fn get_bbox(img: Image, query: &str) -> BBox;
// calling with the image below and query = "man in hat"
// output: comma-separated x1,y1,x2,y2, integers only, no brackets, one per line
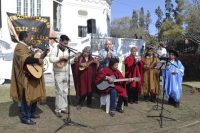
72,46,99,109
162,50,184,107
124,46,144,104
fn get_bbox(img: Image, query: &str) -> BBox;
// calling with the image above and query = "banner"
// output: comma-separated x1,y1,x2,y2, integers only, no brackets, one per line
7,12,50,46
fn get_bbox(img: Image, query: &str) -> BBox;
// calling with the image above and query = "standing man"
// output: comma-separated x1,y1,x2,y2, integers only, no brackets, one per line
49,35,73,117
98,40,117,70
162,50,184,107
124,46,144,104
10,31,46,125
156,43,167,58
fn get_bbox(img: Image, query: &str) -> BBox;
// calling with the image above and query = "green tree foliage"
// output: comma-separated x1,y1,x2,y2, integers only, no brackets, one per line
185,0,200,44
165,0,174,19
174,0,184,26
111,17,132,38
160,19,183,40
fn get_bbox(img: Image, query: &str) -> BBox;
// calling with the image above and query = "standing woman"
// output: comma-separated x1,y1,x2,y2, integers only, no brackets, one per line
72,46,98,109
162,50,184,107
124,46,144,104
143,48,160,102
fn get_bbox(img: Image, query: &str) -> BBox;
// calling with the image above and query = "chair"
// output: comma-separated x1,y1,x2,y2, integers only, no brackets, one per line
100,94,110,113
100,94,124,113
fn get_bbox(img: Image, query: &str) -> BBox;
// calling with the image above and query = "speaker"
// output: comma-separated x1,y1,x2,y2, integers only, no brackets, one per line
87,19,96,34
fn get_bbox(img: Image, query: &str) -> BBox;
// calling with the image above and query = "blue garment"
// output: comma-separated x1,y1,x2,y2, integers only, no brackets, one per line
109,89,117,111
162,60,184,102
98,48,117,69
20,99,37,121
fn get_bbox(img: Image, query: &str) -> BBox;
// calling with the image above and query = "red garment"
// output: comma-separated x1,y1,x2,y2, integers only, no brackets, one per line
95,67,127,98
72,55,97,98
124,55,144,93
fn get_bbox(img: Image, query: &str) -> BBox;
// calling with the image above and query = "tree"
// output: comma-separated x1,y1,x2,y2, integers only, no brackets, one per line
131,10,138,29
165,0,174,19
145,10,151,31
139,7,145,28
155,6,164,37
174,0,184,26
111,17,132,38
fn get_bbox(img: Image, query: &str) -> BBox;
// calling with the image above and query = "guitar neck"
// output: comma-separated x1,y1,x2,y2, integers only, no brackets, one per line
113,78,138,82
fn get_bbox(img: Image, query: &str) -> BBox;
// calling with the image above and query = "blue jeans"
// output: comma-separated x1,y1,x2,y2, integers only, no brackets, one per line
109,89,117,111
20,99,37,121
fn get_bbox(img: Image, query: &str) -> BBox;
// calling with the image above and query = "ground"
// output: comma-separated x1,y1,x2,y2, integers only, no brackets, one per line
0,75,200,133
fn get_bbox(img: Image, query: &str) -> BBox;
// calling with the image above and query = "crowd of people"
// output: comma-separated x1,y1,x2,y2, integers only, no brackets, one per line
10,31,185,125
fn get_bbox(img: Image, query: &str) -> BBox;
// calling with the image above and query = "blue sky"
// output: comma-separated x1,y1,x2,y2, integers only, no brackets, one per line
111,0,166,35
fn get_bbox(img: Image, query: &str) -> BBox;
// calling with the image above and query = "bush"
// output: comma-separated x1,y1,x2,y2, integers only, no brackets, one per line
179,54,200,81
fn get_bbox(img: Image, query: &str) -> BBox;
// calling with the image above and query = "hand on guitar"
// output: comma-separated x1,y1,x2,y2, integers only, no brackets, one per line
105,76,114,83
38,59,44,65
59,56,68,61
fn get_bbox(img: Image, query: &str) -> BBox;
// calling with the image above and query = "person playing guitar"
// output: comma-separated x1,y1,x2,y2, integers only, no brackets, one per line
95,58,134,117
49,35,75,117
71,46,99,110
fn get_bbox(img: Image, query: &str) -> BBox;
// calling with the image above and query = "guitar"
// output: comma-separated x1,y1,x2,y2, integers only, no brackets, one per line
26,46,49,79
79,58,102,71
96,75,140,90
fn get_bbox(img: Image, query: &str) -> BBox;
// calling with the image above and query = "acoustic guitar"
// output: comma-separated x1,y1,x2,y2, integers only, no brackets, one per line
26,52,44,79
25,46,49,79
96,75,140,90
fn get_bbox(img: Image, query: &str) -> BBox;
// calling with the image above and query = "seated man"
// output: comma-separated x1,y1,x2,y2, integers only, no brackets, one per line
95,58,129,117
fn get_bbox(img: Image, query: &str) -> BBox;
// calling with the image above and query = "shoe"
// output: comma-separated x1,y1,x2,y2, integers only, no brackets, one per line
31,114,40,119
174,102,180,108
55,112,62,118
134,101,138,104
21,119,36,125
116,107,124,113
109,111,115,117
61,110,68,114
76,105,81,110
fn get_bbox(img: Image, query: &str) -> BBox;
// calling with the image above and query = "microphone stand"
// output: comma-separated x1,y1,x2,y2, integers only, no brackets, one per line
147,59,176,128
147,60,170,113
55,46,87,133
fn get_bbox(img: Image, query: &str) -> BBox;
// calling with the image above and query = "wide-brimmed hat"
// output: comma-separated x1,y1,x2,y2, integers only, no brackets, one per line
168,49,179,57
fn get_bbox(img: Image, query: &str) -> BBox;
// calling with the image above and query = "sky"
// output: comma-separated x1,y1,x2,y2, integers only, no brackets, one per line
111,0,166,35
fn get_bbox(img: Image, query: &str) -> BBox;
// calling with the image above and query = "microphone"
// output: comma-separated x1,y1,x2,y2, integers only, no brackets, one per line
159,57,169,61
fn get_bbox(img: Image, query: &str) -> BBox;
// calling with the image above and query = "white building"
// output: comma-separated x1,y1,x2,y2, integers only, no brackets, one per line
0,0,112,84
0,0,111,50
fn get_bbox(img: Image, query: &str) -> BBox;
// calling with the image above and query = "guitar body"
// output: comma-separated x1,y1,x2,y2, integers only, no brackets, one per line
96,75,116,90
26,64,43,79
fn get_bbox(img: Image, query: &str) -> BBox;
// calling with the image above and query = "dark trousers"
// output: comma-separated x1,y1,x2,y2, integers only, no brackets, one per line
109,89,117,111
20,99,37,121
78,93,92,106
128,87,138,102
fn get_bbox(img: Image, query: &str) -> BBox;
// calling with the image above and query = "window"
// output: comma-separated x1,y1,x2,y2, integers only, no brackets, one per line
30,0,35,16
24,0,28,16
53,1,61,31
37,0,41,16
78,26,87,37
17,0,21,15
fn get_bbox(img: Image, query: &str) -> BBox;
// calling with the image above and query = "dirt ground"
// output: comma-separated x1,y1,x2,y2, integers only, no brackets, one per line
0,81,200,133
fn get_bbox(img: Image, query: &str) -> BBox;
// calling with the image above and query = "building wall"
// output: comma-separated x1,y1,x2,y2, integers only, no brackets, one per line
0,0,111,49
